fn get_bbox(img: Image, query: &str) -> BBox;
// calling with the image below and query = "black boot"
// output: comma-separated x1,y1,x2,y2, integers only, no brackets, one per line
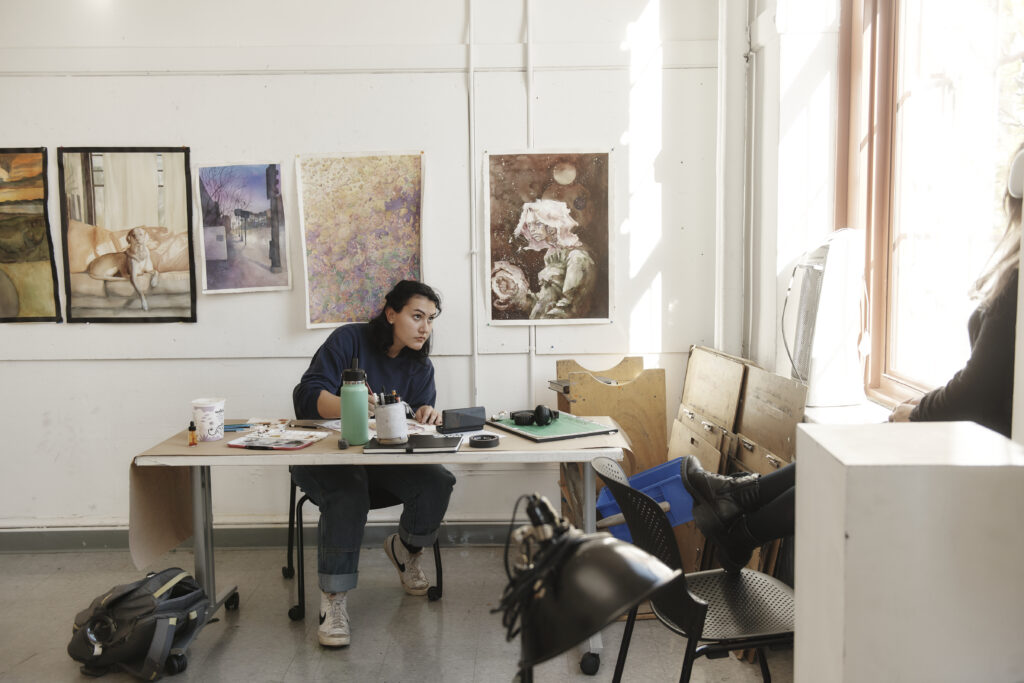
680,455,760,541
713,517,761,574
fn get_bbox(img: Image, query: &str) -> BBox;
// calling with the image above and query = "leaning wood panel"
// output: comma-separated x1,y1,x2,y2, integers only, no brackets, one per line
555,357,644,382
566,368,667,478
552,357,644,414
734,365,807,461
668,418,721,476
680,346,746,431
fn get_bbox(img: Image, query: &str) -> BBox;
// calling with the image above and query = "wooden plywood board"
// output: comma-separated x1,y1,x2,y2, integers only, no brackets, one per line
676,404,727,451
733,436,791,474
734,365,807,460
680,346,746,430
673,520,707,574
567,368,667,477
556,357,644,382
668,419,722,476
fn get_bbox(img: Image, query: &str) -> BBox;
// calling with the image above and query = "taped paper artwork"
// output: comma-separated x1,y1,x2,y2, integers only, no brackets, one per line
486,151,610,325
0,148,61,322
297,153,422,328
197,163,290,293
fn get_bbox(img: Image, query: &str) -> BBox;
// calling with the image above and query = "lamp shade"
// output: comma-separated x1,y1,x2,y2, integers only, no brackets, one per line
519,530,680,668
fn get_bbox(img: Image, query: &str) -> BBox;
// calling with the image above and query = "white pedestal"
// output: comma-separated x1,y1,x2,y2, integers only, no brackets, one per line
795,421,1024,682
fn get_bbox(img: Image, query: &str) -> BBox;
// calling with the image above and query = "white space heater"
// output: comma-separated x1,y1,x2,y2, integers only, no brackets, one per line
782,227,866,407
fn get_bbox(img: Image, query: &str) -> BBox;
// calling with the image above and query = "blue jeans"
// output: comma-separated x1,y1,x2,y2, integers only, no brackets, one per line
290,464,456,593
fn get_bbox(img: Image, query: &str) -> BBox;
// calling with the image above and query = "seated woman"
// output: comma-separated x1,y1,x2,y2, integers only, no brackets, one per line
291,280,455,648
683,143,1023,573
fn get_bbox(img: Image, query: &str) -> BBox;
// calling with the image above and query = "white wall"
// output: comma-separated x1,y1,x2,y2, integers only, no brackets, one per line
746,0,841,372
0,0,731,531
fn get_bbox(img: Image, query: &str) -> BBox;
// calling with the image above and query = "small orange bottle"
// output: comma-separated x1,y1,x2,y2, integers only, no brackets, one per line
188,421,198,447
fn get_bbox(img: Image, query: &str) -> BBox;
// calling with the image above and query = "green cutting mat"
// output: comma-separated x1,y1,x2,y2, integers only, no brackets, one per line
487,413,618,442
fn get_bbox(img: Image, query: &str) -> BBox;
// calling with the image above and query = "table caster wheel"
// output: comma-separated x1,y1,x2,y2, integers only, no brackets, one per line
288,605,305,621
225,593,240,610
282,566,294,579
427,586,442,601
580,651,600,675
165,653,188,674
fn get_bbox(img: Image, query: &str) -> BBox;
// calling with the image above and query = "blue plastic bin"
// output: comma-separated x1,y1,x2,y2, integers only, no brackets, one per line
596,457,693,543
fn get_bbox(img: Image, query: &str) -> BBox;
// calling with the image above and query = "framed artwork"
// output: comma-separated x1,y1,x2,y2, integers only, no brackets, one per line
0,148,61,322
485,151,611,324
57,147,197,323
296,153,422,328
196,162,291,293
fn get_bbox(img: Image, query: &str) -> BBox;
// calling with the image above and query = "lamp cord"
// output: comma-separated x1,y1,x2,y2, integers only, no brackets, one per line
491,495,576,642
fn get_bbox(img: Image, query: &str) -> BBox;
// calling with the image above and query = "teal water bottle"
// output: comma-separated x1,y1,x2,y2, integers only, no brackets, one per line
340,358,370,446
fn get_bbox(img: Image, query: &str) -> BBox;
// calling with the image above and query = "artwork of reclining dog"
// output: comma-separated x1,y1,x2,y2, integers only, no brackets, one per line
85,226,160,311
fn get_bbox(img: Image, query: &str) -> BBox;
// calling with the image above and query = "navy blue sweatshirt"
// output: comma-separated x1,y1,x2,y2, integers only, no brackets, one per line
293,323,436,420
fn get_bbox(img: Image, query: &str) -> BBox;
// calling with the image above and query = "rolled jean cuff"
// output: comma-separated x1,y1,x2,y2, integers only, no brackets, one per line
320,571,358,594
400,527,438,549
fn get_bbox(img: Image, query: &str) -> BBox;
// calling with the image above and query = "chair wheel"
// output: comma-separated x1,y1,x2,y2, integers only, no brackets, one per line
288,605,305,621
225,593,240,610
165,653,187,675
427,586,442,601
282,566,294,579
580,651,600,675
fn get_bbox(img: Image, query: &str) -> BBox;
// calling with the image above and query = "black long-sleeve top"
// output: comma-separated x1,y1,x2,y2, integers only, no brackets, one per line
910,268,1018,437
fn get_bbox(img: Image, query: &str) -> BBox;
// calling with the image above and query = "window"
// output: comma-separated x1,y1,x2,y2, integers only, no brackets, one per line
839,0,1024,402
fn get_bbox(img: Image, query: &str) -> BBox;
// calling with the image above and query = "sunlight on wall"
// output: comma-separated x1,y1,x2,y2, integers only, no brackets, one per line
623,0,663,352
631,272,663,346
776,32,836,271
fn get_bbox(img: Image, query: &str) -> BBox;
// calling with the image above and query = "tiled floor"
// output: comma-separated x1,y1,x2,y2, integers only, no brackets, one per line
0,545,792,682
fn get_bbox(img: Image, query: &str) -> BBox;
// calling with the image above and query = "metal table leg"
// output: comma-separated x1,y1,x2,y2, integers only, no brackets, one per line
580,463,603,675
191,465,238,613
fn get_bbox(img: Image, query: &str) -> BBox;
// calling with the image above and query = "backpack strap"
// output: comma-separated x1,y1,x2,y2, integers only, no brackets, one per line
118,615,178,681
152,571,190,599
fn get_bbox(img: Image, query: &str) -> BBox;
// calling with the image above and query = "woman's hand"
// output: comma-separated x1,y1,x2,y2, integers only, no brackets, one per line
415,404,442,425
888,398,919,422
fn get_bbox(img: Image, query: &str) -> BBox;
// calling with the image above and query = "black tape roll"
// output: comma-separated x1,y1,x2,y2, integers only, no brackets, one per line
469,434,499,448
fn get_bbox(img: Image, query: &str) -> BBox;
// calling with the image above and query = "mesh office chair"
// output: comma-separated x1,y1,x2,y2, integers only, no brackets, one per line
591,456,794,683
282,386,443,620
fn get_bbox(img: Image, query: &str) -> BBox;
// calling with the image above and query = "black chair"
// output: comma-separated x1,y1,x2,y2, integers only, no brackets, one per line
282,478,443,619
591,457,794,683
282,385,443,620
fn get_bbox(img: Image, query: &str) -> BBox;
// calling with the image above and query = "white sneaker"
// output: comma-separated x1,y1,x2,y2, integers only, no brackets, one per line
384,533,429,596
318,591,350,647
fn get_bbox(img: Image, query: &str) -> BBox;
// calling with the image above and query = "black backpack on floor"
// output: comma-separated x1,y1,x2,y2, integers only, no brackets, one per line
67,567,210,680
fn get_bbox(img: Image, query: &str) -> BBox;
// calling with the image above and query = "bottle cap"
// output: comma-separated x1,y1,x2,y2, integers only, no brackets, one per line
342,357,366,383
189,421,196,430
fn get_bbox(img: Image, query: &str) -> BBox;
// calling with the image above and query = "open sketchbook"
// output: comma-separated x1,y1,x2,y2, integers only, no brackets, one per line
362,434,465,454
227,430,330,451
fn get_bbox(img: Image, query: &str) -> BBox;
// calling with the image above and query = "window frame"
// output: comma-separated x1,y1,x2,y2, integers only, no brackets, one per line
839,0,927,406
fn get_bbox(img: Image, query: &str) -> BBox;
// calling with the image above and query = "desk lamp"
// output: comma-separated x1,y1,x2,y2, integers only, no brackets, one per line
494,494,680,682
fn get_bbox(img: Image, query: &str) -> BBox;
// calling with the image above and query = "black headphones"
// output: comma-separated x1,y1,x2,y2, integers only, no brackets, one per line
511,405,560,426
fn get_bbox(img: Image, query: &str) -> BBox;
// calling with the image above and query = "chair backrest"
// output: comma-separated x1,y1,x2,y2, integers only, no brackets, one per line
592,457,684,573
292,384,306,420
592,457,708,636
